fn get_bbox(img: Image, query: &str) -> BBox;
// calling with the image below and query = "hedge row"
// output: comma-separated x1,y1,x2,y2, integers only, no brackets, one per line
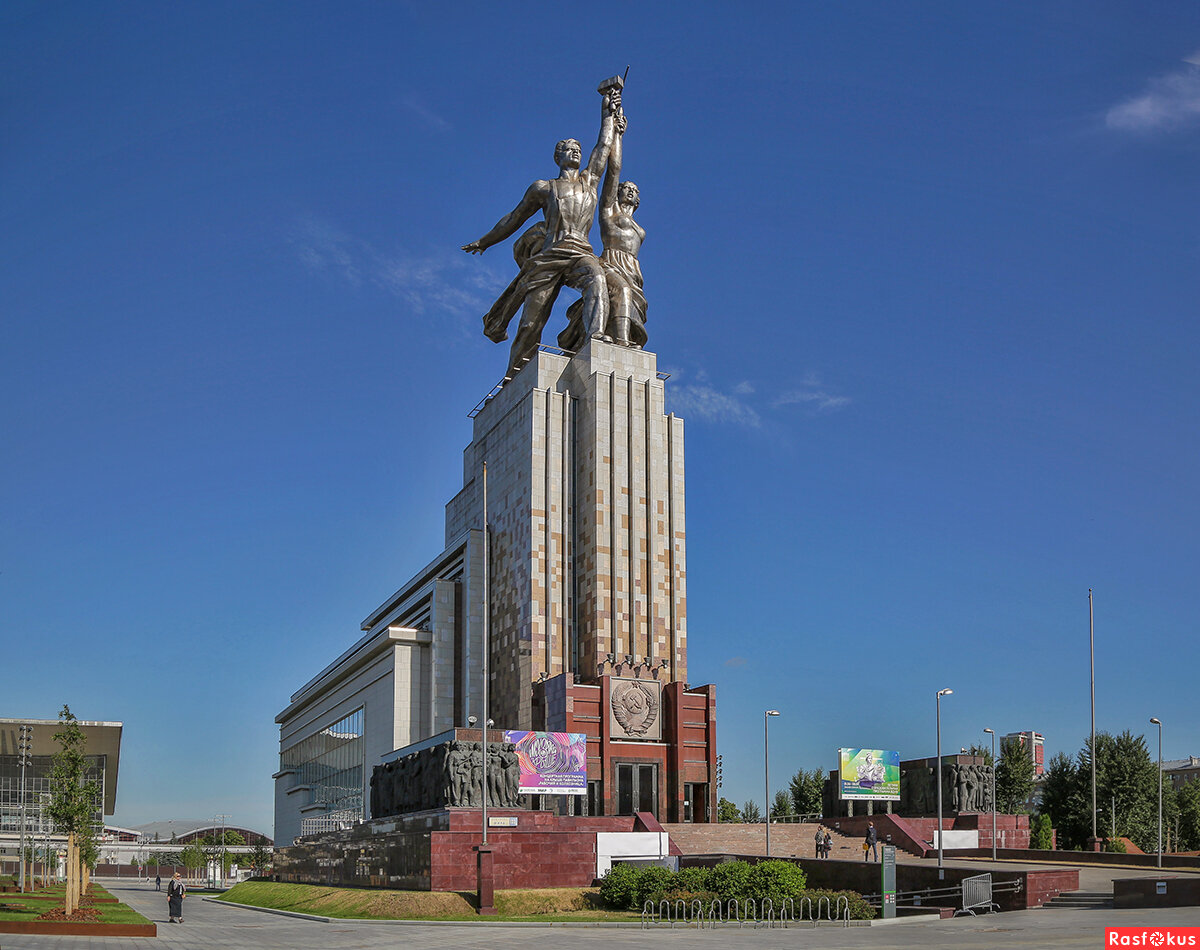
597,860,875,919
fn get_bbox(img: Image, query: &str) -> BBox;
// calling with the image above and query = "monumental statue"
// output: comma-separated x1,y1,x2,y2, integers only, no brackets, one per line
559,103,647,351
463,75,646,378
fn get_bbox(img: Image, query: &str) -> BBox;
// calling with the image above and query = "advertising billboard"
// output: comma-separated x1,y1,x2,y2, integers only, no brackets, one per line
838,748,900,801
503,730,587,795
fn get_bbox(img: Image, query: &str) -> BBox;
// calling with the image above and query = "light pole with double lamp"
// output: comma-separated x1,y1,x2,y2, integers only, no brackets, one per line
936,689,953,879
764,710,780,856
983,727,997,860
1150,718,1162,868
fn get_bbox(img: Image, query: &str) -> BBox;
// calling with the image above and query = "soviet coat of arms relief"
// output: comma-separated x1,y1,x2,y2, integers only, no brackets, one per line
609,678,663,740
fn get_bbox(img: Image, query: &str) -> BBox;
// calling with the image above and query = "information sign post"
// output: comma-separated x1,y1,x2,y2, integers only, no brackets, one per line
881,845,897,919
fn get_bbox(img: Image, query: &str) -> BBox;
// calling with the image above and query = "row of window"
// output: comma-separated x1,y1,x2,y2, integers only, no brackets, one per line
280,709,365,818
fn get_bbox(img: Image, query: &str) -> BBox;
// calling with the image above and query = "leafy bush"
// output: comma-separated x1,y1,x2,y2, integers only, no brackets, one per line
646,888,719,907
598,862,640,909
1030,814,1054,850
1103,837,1127,853
707,860,751,903
674,866,711,893
745,860,807,907
634,866,677,909
798,888,877,920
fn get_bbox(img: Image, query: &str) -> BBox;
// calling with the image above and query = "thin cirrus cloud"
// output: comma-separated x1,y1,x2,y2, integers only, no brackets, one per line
1105,51,1200,132
669,383,763,429
667,372,850,428
290,216,504,319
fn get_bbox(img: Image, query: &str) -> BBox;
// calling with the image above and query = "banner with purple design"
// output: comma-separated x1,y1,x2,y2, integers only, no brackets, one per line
502,731,587,795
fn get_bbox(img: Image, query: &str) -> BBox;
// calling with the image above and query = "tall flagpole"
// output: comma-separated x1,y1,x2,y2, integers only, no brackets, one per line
1089,588,1096,847
482,461,490,845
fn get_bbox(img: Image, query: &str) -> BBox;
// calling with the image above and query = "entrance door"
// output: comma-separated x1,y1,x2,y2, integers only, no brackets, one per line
615,763,658,817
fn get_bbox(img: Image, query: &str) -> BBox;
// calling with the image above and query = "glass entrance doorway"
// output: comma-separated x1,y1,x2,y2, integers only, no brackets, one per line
615,763,657,817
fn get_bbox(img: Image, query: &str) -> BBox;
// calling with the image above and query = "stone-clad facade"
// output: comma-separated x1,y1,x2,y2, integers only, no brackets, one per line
275,340,713,842
445,338,687,728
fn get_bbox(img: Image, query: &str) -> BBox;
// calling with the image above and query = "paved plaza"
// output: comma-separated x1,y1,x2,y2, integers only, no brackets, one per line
1,880,1198,950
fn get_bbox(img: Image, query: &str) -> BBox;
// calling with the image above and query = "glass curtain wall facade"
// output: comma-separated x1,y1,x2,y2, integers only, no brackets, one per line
280,708,365,819
0,755,105,835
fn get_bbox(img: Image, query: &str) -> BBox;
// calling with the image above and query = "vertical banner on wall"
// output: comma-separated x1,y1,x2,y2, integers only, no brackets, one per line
838,749,901,801
503,731,587,795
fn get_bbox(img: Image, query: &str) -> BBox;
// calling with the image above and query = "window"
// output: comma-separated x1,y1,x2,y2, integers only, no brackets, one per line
281,708,365,819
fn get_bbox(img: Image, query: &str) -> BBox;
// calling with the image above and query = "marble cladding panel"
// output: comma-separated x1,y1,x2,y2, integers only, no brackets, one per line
444,342,687,729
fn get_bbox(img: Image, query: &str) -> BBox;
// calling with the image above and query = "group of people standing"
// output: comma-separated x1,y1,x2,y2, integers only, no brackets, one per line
813,827,834,858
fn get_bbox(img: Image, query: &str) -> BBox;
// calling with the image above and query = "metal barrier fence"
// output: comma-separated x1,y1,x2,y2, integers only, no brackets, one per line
864,876,1021,912
641,895,851,929
956,873,1000,916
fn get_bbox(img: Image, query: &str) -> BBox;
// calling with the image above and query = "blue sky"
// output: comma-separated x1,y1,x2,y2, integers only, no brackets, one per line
3,2,1198,837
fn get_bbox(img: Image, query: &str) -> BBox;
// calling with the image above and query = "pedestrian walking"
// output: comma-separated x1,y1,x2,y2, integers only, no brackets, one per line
814,826,824,858
823,830,832,859
167,872,186,922
865,821,879,862
154,873,161,891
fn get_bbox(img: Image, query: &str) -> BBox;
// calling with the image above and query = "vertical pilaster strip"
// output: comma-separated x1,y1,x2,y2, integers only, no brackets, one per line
544,385,553,675
626,373,636,659
609,370,618,659
644,376,654,662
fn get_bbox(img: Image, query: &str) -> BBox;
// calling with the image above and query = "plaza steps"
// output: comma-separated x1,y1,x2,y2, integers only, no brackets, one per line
1042,890,1113,909
661,822,828,857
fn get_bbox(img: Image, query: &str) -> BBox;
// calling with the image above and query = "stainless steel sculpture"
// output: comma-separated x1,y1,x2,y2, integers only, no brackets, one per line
463,75,643,378
559,108,646,351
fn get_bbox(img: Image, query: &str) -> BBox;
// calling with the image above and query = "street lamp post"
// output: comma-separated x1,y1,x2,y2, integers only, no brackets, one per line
17,725,33,893
936,689,953,879
983,727,997,860
1150,718,1162,868
764,710,780,856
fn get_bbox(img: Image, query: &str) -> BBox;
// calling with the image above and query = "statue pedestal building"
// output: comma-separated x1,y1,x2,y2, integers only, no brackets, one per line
274,341,716,845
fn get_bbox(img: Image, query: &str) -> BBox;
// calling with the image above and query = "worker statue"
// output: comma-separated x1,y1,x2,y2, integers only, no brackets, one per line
462,77,624,379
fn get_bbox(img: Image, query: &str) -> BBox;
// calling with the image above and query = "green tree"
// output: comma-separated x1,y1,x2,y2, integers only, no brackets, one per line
1089,731,1161,853
248,843,272,874
788,768,825,816
1029,813,1054,850
1176,779,1200,852
220,830,246,847
966,744,994,767
742,800,762,823
771,789,794,820
717,797,741,823
1038,752,1084,849
47,705,101,913
995,737,1036,813
180,843,206,880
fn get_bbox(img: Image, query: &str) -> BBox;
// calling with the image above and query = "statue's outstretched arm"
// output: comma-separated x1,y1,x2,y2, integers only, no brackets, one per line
585,90,620,182
600,115,626,214
462,184,545,254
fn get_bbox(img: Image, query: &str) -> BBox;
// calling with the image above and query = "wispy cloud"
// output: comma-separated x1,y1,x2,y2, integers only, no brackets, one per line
669,383,762,428
290,216,504,319
1106,53,1200,132
723,656,747,668
401,93,452,133
773,373,852,413
666,369,851,429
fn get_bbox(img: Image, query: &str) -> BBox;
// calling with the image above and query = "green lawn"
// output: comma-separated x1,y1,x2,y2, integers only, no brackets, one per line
0,892,151,925
218,881,641,921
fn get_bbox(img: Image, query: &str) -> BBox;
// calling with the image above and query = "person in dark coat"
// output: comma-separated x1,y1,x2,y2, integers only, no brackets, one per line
167,872,186,922
154,873,161,891
865,821,879,862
